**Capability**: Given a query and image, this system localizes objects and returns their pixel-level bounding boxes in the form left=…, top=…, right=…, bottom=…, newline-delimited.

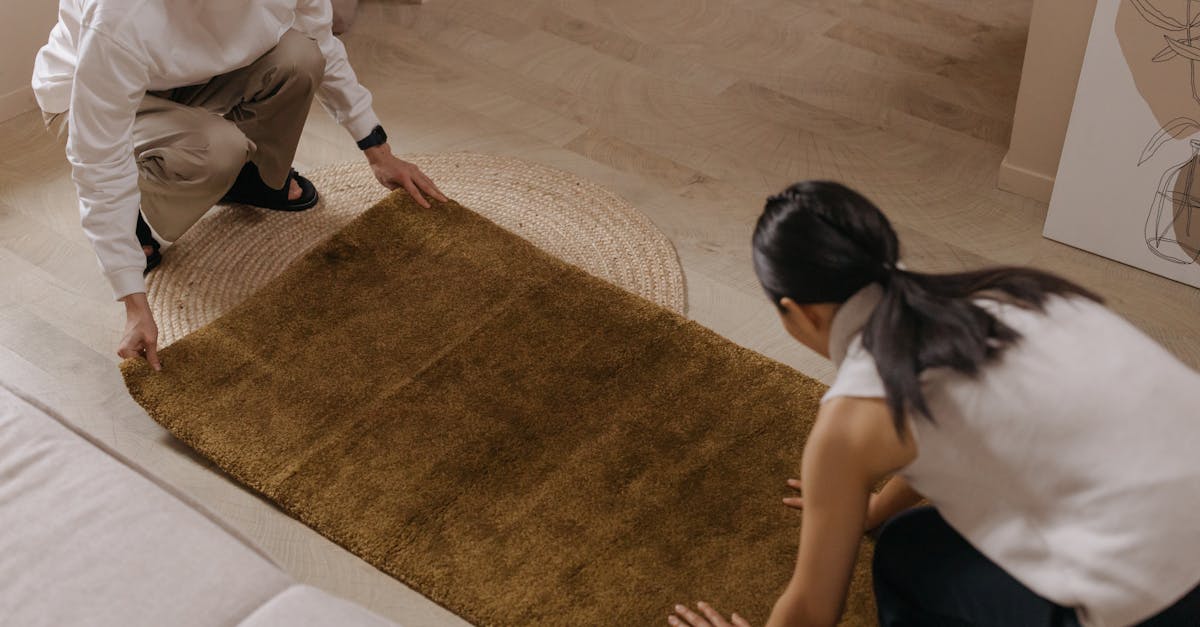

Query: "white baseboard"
left=0, top=86, right=36, bottom=124
left=998, top=153, right=1056, bottom=204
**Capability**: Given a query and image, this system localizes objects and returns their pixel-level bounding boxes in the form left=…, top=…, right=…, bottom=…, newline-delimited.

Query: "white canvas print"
left=1046, top=0, right=1200, bottom=288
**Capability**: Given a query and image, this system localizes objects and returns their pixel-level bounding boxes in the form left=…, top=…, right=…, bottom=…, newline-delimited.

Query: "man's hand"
left=118, top=292, right=161, bottom=371
left=669, top=602, right=751, bottom=627
left=364, top=143, right=447, bottom=208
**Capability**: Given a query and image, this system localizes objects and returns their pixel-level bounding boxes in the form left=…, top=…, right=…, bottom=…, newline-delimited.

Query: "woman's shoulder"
left=823, top=293, right=1116, bottom=405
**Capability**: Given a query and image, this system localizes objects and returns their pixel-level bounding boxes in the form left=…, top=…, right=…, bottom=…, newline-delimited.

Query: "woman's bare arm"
left=766, top=397, right=917, bottom=627
left=865, top=475, right=923, bottom=531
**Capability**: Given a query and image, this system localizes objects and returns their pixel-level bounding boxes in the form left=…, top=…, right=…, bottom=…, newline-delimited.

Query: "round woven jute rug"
left=147, top=153, right=687, bottom=347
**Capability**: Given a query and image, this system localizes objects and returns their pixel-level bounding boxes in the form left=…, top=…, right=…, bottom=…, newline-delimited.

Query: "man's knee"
left=203, top=120, right=252, bottom=183
left=270, top=30, right=325, bottom=84
left=138, top=117, right=249, bottom=188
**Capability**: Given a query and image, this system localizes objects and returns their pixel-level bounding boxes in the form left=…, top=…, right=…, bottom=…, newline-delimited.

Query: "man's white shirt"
left=33, top=0, right=381, bottom=299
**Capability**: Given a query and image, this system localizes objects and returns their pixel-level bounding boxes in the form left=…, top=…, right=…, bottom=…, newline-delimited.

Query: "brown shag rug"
left=149, top=156, right=688, bottom=347
left=122, top=193, right=876, bottom=626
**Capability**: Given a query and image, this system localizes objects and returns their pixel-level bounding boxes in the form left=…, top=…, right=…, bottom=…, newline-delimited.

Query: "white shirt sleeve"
left=67, top=25, right=150, bottom=301
left=31, top=5, right=79, bottom=114
left=293, top=0, right=382, bottom=142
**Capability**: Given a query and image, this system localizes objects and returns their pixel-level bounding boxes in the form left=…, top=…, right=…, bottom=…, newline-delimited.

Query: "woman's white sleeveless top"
left=824, top=285, right=1200, bottom=627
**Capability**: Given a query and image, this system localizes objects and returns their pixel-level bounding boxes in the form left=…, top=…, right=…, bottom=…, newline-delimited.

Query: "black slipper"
left=220, top=162, right=319, bottom=212
left=135, top=213, right=162, bottom=276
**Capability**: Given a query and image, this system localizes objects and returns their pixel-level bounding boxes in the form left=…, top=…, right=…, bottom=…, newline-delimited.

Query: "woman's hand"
left=783, top=478, right=882, bottom=531
left=364, top=144, right=448, bottom=208
left=668, top=602, right=751, bottom=627
left=783, top=478, right=806, bottom=510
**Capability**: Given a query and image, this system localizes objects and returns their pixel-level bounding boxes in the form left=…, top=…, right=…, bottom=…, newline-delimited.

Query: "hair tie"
left=876, top=261, right=898, bottom=283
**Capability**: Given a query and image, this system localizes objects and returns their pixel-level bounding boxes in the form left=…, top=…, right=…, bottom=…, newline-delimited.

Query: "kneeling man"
left=33, top=0, right=446, bottom=370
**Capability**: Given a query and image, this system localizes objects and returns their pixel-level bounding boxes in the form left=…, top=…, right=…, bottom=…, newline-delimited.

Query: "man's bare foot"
left=288, top=178, right=302, bottom=201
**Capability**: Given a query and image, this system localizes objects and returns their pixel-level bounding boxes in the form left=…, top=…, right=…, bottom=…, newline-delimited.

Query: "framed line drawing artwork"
left=1046, top=0, right=1200, bottom=288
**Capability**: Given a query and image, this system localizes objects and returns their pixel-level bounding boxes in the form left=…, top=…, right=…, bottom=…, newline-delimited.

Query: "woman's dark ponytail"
left=753, top=182, right=1102, bottom=431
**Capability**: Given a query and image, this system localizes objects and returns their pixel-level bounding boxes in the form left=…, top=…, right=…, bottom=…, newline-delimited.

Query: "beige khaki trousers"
left=45, top=29, right=323, bottom=242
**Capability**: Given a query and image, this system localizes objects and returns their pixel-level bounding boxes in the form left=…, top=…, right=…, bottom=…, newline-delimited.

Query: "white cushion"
left=0, top=385, right=399, bottom=627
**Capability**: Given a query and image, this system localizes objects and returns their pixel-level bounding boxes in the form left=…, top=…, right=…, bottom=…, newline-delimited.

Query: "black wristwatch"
left=356, top=125, right=388, bottom=151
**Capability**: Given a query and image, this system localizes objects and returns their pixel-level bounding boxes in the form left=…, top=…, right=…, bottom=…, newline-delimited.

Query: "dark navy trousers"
left=873, top=507, right=1200, bottom=627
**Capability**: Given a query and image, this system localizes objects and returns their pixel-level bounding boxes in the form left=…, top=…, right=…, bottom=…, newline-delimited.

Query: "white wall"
left=999, top=0, right=1098, bottom=202
left=0, top=1, right=59, bottom=122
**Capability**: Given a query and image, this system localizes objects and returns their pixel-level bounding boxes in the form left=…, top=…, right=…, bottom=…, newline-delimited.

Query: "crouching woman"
left=671, top=182, right=1200, bottom=627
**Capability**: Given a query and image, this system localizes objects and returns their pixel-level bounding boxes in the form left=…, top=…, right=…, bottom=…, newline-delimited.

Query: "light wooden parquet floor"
left=2, top=1, right=1198, bottom=625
